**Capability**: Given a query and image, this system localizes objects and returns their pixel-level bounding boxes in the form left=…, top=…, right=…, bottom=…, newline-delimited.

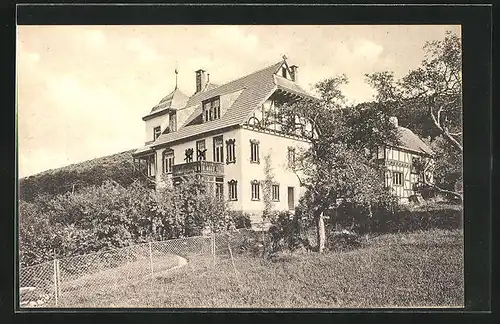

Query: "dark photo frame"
left=3, top=3, right=492, bottom=323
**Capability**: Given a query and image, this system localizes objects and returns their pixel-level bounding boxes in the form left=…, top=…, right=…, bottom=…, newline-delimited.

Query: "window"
left=147, top=155, right=156, bottom=177
left=169, top=112, right=177, bottom=132
left=228, top=180, right=238, bottom=201
left=204, top=101, right=210, bottom=122
left=196, top=140, right=206, bottom=161
left=251, top=180, right=260, bottom=200
left=250, top=139, right=260, bottom=163
left=226, top=139, right=236, bottom=164
left=411, top=156, right=421, bottom=174
left=282, top=67, right=287, bottom=78
left=202, top=96, right=221, bottom=122
left=392, top=171, right=403, bottom=186
left=185, top=148, right=194, bottom=163
left=153, top=126, right=161, bottom=140
left=162, top=151, right=174, bottom=174
left=287, top=147, right=296, bottom=168
left=272, top=184, right=280, bottom=201
left=213, top=99, right=221, bottom=120
left=215, top=180, right=224, bottom=200
left=213, top=136, right=224, bottom=163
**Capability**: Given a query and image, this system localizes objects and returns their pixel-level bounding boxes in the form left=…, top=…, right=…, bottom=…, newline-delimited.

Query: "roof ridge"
left=189, top=60, right=282, bottom=99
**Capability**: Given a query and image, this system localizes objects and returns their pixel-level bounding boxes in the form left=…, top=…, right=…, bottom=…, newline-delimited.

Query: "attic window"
left=153, top=126, right=161, bottom=140
left=282, top=67, right=287, bottom=78
left=202, top=96, right=221, bottom=122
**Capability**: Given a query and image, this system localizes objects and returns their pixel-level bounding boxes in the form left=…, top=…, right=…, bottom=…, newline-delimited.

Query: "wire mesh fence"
left=18, top=229, right=252, bottom=308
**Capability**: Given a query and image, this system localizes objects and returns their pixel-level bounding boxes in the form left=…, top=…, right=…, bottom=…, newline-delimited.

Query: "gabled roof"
left=394, top=126, right=434, bottom=156
left=274, top=75, right=317, bottom=100
left=151, top=60, right=313, bottom=147
left=142, top=88, right=189, bottom=121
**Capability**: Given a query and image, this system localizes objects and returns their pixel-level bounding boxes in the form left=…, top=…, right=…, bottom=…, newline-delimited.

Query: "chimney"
left=195, top=69, right=207, bottom=93
left=389, top=116, right=398, bottom=127
left=205, top=73, right=210, bottom=91
left=290, top=65, right=298, bottom=82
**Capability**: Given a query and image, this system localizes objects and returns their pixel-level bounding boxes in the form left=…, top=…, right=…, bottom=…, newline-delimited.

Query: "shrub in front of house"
left=328, top=201, right=462, bottom=234
left=229, top=211, right=252, bottom=229
left=263, top=200, right=462, bottom=255
left=393, top=203, right=462, bottom=232
left=155, top=176, right=234, bottom=237
left=231, top=230, right=264, bottom=256
left=328, top=199, right=402, bottom=235
left=19, top=177, right=235, bottom=266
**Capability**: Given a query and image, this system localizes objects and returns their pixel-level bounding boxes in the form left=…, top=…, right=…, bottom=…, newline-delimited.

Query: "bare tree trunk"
left=317, top=212, right=326, bottom=253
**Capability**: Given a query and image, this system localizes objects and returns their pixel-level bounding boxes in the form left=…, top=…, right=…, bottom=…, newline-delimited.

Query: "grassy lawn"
left=56, top=253, right=181, bottom=307
left=64, top=229, right=463, bottom=308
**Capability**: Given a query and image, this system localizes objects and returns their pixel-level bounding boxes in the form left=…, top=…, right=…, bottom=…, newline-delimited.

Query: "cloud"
left=84, top=29, right=107, bottom=48
left=125, top=38, right=162, bottom=62
left=210, top=26, right=260, bottom=52
left=352, top=39, right=384, bottom=60
left=26, top=52, right=40, bottom=63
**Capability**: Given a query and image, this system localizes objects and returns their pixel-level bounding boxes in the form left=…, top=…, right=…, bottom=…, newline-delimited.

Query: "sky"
left=17, top=25, right=460, bottom=178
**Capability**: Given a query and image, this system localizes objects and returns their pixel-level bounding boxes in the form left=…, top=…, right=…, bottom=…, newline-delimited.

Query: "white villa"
left=133, top=57, right=434, bottom=225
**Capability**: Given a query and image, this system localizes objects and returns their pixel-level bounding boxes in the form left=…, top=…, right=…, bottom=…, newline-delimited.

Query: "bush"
left=231, top=230, right=264, bottom=256
left=19, top=177, right=235, bottom=266
left=326, top=229, right=365, bottom=252
left=329, top=201, right=462, bottom=234
left=155, top=176, right=234, bottom=238
left=265, top=199, right=461, bottom=255
left=18, top=200, right=55, bottom=267
left=394, top=204, right=462, bottom=232
left=229, top=211, right=252, bottom=229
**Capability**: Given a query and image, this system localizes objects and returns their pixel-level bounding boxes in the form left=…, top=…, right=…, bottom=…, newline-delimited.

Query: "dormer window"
left=153, top=126, right=161, bottom=140
left=202, top=96, right=221, bottom=122
left=169, top=112, right=177, bottom=132
left=282, top=67, right=287, bottom=78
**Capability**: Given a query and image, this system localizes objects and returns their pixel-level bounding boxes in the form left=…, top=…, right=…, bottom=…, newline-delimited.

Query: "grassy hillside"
left=19, top=149, right=147, bottom=201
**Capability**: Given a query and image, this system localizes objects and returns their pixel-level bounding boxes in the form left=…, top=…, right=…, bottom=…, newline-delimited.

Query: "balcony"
left=172, top=160, right=224, bottom=177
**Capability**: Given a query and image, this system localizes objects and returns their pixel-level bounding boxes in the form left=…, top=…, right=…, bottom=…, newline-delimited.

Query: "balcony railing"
left=172, top=160, right=224, bottom=177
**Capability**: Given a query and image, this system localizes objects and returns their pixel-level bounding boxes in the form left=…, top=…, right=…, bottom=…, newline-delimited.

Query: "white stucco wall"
left=239, top=128, right=310, bottom=221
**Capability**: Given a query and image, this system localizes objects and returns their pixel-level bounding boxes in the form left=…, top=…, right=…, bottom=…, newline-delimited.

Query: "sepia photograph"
left=17, top=24, right=465, bottom=309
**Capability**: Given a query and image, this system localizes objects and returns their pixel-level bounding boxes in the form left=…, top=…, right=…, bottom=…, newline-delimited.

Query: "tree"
left=365, top=30, right=462, bottom=201
left=270, top=76, right=398, bottom=252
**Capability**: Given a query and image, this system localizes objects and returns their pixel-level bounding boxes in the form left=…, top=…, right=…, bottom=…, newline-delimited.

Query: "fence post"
left=227, top=235, right=238, bottom=280
left=212, top=232, right=216, bottom=266
left=149, top=241, right=154, bottom=280
left=56, top=259, right=61, bottom=302
left=52, top=259, right=58, bottom=307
